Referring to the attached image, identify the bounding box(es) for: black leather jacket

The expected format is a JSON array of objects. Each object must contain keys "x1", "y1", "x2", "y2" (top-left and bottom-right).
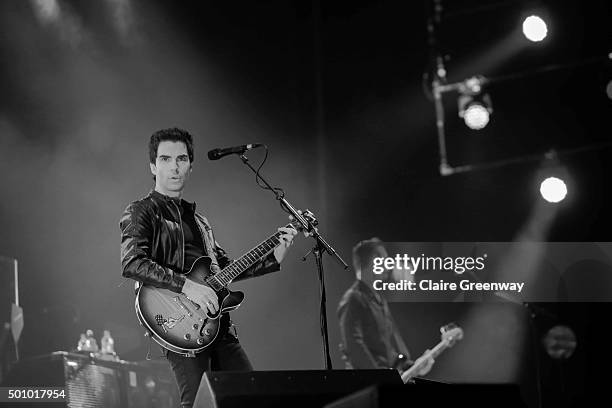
[
  {"x1": 337, "y1": 280, "x2": 411, "y2": 369},
  {"x1": 120, "y1": 190, "x2": 280, "y2": 293}
]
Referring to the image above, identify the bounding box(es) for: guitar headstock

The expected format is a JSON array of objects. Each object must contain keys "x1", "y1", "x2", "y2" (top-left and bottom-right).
[{"x1": 440, "y1": 323, "x2": 464, "y2": 348}]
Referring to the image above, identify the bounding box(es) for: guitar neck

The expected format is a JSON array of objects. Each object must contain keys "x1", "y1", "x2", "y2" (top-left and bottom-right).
[
  {"x1": 426, "y1": 340, "x2": 449, "y2": 360},
  {"x1": 400, "y1": 340, "x2": 449, "y2": 383},
  {"x1": 215, "y1": 229, "x2": 285, "y2": 285}
]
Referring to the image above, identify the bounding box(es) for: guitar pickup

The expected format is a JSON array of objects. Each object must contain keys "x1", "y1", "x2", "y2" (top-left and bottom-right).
[{"x1": 173, "y1": 296, "x2": 194, "y2": 317}]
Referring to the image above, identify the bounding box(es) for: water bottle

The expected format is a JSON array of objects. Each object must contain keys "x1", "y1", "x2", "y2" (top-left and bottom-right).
[
  {"x1": 77, "y1": 333, "x2": 87, "y2": 351},
  {"x1": 84, "y1": 329, "x2": 99, "y2": 352},
  {"x1": 101, "y1": 330, "x2": 116, "y2": 355}
]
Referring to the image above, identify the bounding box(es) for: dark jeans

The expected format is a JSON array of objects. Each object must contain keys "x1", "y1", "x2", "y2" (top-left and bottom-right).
[{"x1": 166, "y1": 330, "x2": 252, "y2": 408}]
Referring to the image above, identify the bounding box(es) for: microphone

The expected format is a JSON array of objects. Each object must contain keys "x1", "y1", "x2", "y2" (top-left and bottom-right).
[{"x1": 207, "y1": 143, "x2": 263, "y2": 160}]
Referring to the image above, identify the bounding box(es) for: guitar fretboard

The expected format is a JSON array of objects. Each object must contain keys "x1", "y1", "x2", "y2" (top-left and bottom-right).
[{"x1": 206, "y1": 225, "x2": 290, "y2": 289}]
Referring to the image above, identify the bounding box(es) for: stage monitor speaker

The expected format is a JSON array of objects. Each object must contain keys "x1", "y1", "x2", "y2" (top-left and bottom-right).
[
  {"x1": 194, "y1": 369, "x2": 402, "y2": 408},
  {"x1": 325, "y1": 382, "x2": 528, "y2": 408}
]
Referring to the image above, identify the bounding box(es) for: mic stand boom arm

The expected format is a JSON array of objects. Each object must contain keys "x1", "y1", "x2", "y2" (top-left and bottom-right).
[
  {"x1": 237, "y1": 154, "x2": 348, "y2": 370},
  {"x1": 237, "y1": 154, "x2": 347, "y2": 268}
]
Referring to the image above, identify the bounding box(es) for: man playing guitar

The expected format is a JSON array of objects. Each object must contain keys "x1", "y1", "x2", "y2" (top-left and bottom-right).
[
  {"x1": 119, "y1": 128, "x2": 297, "y2": 408},
  {"x1": 337, "y1": 238, "x2": 435, "y2": 379}
]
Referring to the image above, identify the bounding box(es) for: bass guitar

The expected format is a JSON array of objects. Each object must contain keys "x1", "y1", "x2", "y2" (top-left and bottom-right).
[{"x1": 400, "y1": 323, "x2": 463, "y2": 383}]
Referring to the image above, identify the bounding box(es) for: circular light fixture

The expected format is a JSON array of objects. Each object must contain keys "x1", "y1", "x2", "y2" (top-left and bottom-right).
[
  {"x1": 463, "y1": 103, "x2": 490, "y2": 130},
  {"x1": 522, "y1": 15, "x2": 548, "y2": 42},
  {"x1": 539, "y1": 176, "x2": 567, "y2": 203}
]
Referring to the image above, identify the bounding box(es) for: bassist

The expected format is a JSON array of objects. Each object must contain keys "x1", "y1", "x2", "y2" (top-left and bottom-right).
[{"x1": 338, "y1": 238, "x2": 435, "y2": 378}]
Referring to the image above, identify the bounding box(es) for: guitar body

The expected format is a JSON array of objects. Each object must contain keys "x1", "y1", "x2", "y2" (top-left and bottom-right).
[
  {"x1": 133, "y1": 217, "x2": 309, "y2": 356},
  {"x1": 135, "y1": 256, "x2": 244, "y2": 356}
]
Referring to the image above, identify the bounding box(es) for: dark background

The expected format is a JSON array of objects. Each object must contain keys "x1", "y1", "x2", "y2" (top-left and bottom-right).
[{"x1": 1, "y1": 0, "x2": 610, "y2": 406}]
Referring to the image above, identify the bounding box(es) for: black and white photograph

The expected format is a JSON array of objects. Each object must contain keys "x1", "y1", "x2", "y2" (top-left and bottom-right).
[{"x1": 0, "y1": 1, "x2": 610, "y2": 407}]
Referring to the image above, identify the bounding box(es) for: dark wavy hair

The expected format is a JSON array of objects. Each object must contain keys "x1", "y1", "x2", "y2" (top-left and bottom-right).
[{"x1": 149, "y1": 127, "x2": 194, "y2": 164}]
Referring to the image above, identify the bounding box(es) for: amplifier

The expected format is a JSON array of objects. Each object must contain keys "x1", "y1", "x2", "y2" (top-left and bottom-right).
[{"x1": 1, "y1": 351, "x2": 179, "y2": 407}]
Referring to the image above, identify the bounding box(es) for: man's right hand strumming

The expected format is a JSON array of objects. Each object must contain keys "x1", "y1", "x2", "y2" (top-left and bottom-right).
[{"x1": 182, "y1": 279, "x2": 219, "y2": 314}]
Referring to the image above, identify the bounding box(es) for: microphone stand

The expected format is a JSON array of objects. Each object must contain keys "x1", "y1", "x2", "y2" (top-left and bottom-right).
[
  {"x1": 494, "y1": 291, "x2": 554, "y2": 408},
  {"x1": 237, "y1": 153, "x2": 348, "y2": 370},
  {"x1": 523, "y1": 302, "x2": 560, "y2": 408}
]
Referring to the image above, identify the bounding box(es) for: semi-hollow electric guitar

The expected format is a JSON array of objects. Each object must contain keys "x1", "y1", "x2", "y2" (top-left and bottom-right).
[
  {"x1": 400, "y1": 323, "x2": 463, "y2": 383},
  {"x1": 135, "y1": 218, "x2": 308, "y2": 356}
]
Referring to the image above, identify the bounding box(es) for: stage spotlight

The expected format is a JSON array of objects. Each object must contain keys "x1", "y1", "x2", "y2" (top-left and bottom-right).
[
  {"x1": 463, "y1": 103, "x2": 490, "y2": 130},
  {"x1": 606, "y1": 79, "x2": 612, "y2": 100},
  {"x1": 522, "y1": 15, "x2": 547, "y2": 42},
  {"x1": 458, "y1": 91, "x2": 493, "y2": 130},
  {"x1": 539, "y1": 177, "x2": 567, "y2": 203}
]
